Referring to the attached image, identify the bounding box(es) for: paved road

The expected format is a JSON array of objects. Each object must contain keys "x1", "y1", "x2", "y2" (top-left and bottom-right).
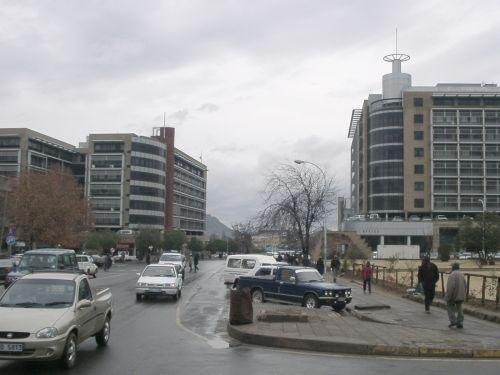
[{"x1": 1, "y1": 260, "x2": 499, "y2": 374}]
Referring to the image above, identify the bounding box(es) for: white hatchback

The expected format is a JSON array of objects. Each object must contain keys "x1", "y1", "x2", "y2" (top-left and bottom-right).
[{"x1": 76, "y1": 255, "x2": 98, "y2": 278}]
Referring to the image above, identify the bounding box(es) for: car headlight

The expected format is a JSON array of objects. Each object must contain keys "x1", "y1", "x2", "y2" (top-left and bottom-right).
[
  {"x1": 334, "y1": 294, "x2": 339, "y2": 298},
  {"x1": 36, "y1": 327, "x2": 59, "y2": 339},
  {"x1": 168, "y1": 283, "x2": 176, "y2": 287},
  {"x1": 137, "y1": 282, "x2": 145, "y2": 287}
]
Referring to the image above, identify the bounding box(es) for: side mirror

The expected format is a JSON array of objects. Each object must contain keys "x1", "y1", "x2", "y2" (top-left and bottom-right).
[
  {"x1": 77, "y1": 299, "x2": 92, "y2": 310},
  {"x1": 136, "y1": 273, "x2": 141, "y2": 276}
]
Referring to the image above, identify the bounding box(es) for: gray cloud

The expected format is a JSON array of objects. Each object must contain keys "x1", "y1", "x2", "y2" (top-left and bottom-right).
[
  {"x1": 168, "y1": 109, "x2": 189, "y2": 124},
  {"x1": 198, "y1": 103, "x2": 219, "y2": 113}
]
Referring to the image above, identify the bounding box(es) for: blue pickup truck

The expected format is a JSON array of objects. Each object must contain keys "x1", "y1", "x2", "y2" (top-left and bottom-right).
[{"x1": 237, "y1": 266, "x2": 352, "y2": 311}]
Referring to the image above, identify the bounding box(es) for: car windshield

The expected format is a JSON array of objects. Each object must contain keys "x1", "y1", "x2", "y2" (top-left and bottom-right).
[
  {"x1": 18, "y1": 254, "x2": 57, "y2": 271},
  {"x1": 76, "y1": 256, "x2": 87, "y2": 262},
  {"x1": 296, "y1": 270, "x2": 324, "y2": 282},
  {"x1": 0, "y1": 279, "x2": 75, "y2": 308},
  {"x1": 160, "y1": 254, "x2": 181, "y2": 262},
  {"x1": 142, "y1": 266, "x2": 175, "y2": 277}
]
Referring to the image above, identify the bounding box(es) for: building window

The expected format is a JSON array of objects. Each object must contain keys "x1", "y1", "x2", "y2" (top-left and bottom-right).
[
  {"x1": 434, "y1": 161, "x2": 458, "y2": 176},
  {"x1": 414, "y1": 165, "x2": 424, "y2": 174},
  {"x1": 414, "y1": 131, "x2": 424, "y2": 140},
  {"x1": 414, "y1": 114, "x2": 424, "y2": 124},
  {"x1": 434, "y1": 179, "x2": 458, "y2": 193},
  {"x1": 413, "y1": 97, "x2": 423, "y2": 107},
  {"x1": 459, "y1": 110, "x2": 482, "y2": 125},
  {"x1": 433, "y1": 97, "x2": 455, "y2": 106},
  {"x1": 414, "y1": 148, "x2": 424, "y2": 157},
  {"x1": 414, "y1": 199, "x2": 424, "y2": 208},
  {"x1": 94, "y1": 142, "x2": 124, "y2": 153},
  {"x1": 415, "y1": 182, "x2": 424, "y2": 191},
  {"x1": 0, "y1": 137, "x2": 20, "y2": 148},
  {"x1": 433, "y1": 110, "x2": 457, "y2": 125}
]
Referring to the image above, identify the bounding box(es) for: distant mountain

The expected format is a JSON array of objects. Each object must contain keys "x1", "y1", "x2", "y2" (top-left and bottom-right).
[{"x1": 206, "y1": 214, "x2": 233, "y2": 238}]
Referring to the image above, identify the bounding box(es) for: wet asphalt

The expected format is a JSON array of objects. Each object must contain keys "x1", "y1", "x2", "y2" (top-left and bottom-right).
[{"x1": 1, "y1": 260, "x2": 499, "y2": 375}]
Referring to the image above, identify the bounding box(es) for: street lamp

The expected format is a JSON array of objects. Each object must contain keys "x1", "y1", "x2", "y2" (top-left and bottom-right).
[
  {"x1": 294, "y1": 160, "x2": 328, "y2": 273},
  {"x1": 478, "y1": 198, "x2": 486, "y2": 258}
]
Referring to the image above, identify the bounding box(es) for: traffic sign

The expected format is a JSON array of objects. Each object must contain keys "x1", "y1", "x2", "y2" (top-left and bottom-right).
[{"x1": 6, "y1": 236, "x2": 16, "y2": 246}]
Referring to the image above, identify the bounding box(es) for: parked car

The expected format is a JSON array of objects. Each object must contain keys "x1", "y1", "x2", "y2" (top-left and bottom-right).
[
  {"x1": 135, "y1": 264, "x2": 183, "y2": 301},
  {"x1": 409, "y1": 215, "x2": 421, "y2": 221},
  {"x1": 5, "y1": 249, "x2": 80, "y2": 288},
  {"x1": 368, "y1": 213, "x2": 381, "y2": 221},
  {"x1": 158, "y1": 252, "x2": 187, "y2": 279},
  {"x1": 0, "y1": 272, "x2": 112, "y2": 368},
  {"x1": 436, "y1": 215, "x2": 448, "y2": 221},
  {"x1": 91, "y1": 254, "x2": 105, "y2": 267},
  {"x1": 0, "y1": 258, "x2": 14, "y2": 282},
  {"x1": 391, "y1": 216, "x2": 403, "y2": 221},
  {"x1": 237, "y1": 266, "x2": 352, "y2": 311},
  {"x1": 223, "y1": 254, "x2": 277, "y2": 284},
  {"x1": 76, "y1": 255, "x2": 98, "y2": 278},
  {"x1": 459, "y1": 252, "x2": 472, "y2": 260}
]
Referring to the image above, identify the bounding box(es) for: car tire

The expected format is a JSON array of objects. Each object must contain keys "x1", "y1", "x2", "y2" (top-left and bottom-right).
[
  {"x1": 178, "y1": 289, "x2": 182, "y2": 298},
  {"x1": 303, "y1": 294, "x2": 319, "y2": 309},
  {"x1": 173, "y1": 291, "x2": 178, "y2": 301},
  {"x1": 95, "y1": 316, "x2": 111, "y2": 347},
  {"x1": 60, "y1": 332, "x2": 77, "y2": 369},
  {"x1": 136, "y1": 294, "x2": 142, "y2": 302},
  {"x1": 251, "y1": 289, "x2": 264, "y2": 303}
]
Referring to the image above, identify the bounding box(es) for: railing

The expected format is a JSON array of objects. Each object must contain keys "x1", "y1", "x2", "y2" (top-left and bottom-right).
[{"x1": 351, "y1": 263, "x2": 500, "y2": 309}]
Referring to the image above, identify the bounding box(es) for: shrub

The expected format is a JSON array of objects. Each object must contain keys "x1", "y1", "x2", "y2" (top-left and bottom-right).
[{"x1": 438, "y1": 244, "x2": 451, "y2": 262}]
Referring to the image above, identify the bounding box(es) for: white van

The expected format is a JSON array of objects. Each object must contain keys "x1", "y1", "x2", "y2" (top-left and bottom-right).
[{"x1": 223, "y1": 254, "x2": 277, "y2": 284}]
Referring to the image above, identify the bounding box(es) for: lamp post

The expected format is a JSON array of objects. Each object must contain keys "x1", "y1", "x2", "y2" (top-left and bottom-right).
[
  {"x1": 478, "y1": 198, "x2": 486, "y2": 258},
  {"x1": 294, "y1": 160, "x2": 328, "y2": 273}
]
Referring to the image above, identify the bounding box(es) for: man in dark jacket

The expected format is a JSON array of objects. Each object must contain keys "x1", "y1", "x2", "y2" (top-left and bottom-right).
[
  {"x1": 316, "y1": 258, "x2": 325, "y2": 275},
  {"x1": 417, "y1": 256, "x2": 440, "y2": 313},
  {"x1": 331, "y1": 256, "x2": 341, "y2": 283}
]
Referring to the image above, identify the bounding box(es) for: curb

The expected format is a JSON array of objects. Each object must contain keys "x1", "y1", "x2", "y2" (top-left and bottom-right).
[{"x1": 227, "y1": 323, "x2": 500, "y2": 358}]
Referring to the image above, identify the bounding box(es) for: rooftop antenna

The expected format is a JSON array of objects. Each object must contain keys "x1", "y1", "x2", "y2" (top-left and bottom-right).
[
  {"x1": 163, "y1": 112, "x2": 166, "y2": 126},
  {"x1": 383, "y1": 28, "x2": 409, "y2": 73},
  {"x1": 395, "y1": 28, "x2": 398, "y2": 55}
]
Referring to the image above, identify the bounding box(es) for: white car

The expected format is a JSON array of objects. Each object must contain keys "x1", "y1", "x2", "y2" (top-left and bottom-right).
[
  {"x1": 76, "y1": 255, "x2": 98, "y2": 278},
  {"x1": 158, "y1": 252, "x2": 186, "y2": 279},
  {"x1": 135, "y1": 264, "x2": 183, "y2": 301}
]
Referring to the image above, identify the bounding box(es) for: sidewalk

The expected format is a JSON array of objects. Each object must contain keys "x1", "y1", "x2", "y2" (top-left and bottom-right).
[{"x1": 228, "y1": 277, "x2": 500, "y2": 358}]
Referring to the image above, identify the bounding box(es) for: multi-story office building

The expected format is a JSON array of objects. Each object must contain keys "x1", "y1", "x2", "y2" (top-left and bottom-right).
[
  {"x1": 349, "y1": 53, "x2": 500, "y2": 219},
  {"x1": 0, "y1": 128, "x2": 82, "y2": 178},
  {"x1": 346, "y1": 53, "x2": 500, "y2": 251},
  {"x1": 0, "y1": 127, "x2": 207, "y2": 237}
]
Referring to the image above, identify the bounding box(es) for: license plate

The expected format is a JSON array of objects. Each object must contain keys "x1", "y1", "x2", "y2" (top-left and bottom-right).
[
  {"x1": 338, "y1": 297, "x2": 346, "y2": 302},
  {"x1": 0, "y1": 343, "x2": 24, "y2": 352}
]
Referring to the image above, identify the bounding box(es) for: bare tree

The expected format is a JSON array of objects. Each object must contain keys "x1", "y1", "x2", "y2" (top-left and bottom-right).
[
  {"x1": 232, "y1": 221, "x2": 255, "y2": 254},
  {"x1": 258, "y1": 163, "x2": 336, "y2": 265}
]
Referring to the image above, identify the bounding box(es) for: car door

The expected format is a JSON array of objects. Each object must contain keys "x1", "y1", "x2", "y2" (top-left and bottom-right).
[
  {"x1": 277, "y1": 269, "x2": 300, "y2": 303},
  {"x1": 75, "y1": 278, "x2": 98, "y2": 341}
]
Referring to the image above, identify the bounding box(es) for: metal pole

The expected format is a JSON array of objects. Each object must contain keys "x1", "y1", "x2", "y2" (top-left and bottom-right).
[{"x1": 479, "y1": 199, "x2": 485, "y2": 258}]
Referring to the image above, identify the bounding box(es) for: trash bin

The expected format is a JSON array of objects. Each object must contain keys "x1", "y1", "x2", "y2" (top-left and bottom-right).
[{"x1": 229, "y1": 287, "x2": 253, "y2": 325}]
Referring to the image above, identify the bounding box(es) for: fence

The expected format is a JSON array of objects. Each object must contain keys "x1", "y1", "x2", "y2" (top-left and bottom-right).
[{"x1": 351, "y1": 262, "x2": 500, "y2": 310}]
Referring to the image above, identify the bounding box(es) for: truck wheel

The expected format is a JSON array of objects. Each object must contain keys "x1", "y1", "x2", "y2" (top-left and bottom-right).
[
  {"x1": 303, "y1": 294, "x2": 319, "y2": 309},
  {"x1": 173, "y1": 291, "x2": 179, "y2": 301},
  {"x1": 60, "y1": 332, "x2": 77, "y2": 369},
  {"x1": 95, "y1": 316, "x2": 111, "y2": 347},
  {"x1": 251, "y1": 289, "x2": 264, "y2": 303}
]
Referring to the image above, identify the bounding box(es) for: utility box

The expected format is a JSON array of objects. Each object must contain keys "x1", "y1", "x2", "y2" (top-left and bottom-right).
[{"x1": 376, "y1": 245, "x2": 420, "y2": 259}]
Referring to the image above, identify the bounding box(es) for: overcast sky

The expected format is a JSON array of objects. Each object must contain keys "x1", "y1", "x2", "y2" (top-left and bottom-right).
[{"x1": 1, "y1": 1, "x2": 500, "y2": 227}]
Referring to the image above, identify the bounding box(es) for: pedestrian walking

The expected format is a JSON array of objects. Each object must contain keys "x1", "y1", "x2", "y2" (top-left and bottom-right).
[
  {"x1": 194, "y1": 253, "x2": 199, "y2": 272},
  {"x1": 146, "y1": 251, "x2": 151, "y2": 265},
  {"x1": 316, "y1": 258, "x2": 325, "y2": 275},
  {"x1": 445, "y1": 262, "x2": 467, "y2": 328},
  {"x1": 417, "y1": 256, "x2": 440, "y2": 313},
  {"x1": 188, "y1": 256, "x2": 193, "y2": 273},
  {"x1": 331, "y1": 255, "x2": 341, "y2": 283},
  {"x1": 361, "y1": 261, "x2": 373, "y2": 293},
  {"x1": 104, "y1": 253, "x2": 112, "y2": 271}
]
